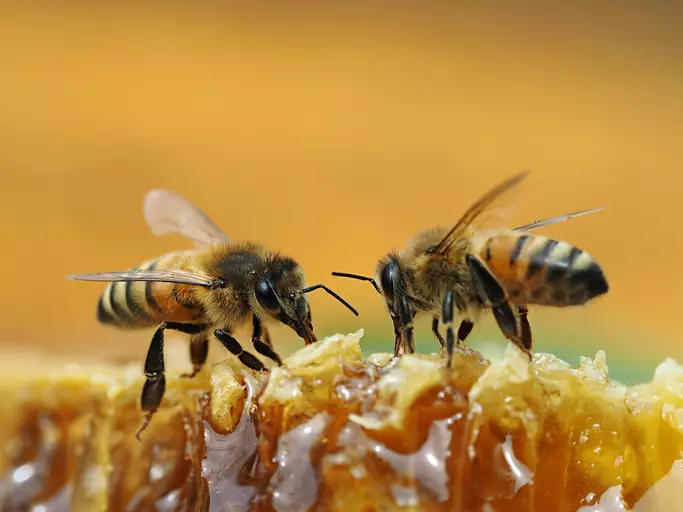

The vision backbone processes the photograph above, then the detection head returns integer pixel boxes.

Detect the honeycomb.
[0,330,682,511]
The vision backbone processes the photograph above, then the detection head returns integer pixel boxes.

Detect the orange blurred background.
[1,3,681,384]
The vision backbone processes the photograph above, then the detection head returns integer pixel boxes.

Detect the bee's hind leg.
[137,324,167,441]
[517,306,533,351]
[491,304,532,361]
[465,254,532,361]
[150,322,209,379]
[250,315,282,366]
[137,322,208,440]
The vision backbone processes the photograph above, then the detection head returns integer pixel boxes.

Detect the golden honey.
[0,330,682,511]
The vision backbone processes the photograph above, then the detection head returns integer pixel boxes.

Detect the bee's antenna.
[302,284,359,316]
[331,272,381,295]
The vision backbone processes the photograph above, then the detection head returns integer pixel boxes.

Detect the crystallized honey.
[0,330,682,511]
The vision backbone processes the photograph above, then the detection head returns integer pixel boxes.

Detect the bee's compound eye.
[380,261,399,300]
[255,279,280,310]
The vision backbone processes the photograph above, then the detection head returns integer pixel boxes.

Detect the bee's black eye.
[380,261,399,300]
[255,279,280,310]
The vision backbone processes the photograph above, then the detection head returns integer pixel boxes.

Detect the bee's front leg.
[391,314,403,356]
[214,328,267,372]
[397,295,416,354]
[262,325,272,347]
[251,315,282,366]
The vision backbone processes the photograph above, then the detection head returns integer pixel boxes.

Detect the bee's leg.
[214,328,267,372]
[466,255,507,305]
[405,328,415,353]
[181,333,209,379]
[137,324,167,441]
[251,315,282,366]
[262,325,273,348]
[164,322,208,335]
[492,304,532,361]
[441,291,477,368]
[517,306,533,351]
[304,310,313,347]
[457,320,474,345]
[398,295,415,354]
[136,322,208,440]
[466,255,531,360]
[157,322,208,379]
[391,315,404,356]
[431,316,445,348]
[442,290,455,367]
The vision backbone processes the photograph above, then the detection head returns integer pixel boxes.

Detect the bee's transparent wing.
[435,171,528,254]
[66,269,215,288]
[144,189,232,247]
[513,207,604,232]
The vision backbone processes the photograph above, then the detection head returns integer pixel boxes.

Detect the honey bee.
[68,189,358,438]
[332,171,608,366]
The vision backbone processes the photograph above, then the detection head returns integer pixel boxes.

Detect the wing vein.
[66,269,215,288]
[143,189,232,247]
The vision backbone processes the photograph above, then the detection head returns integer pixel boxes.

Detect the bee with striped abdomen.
[332,171,608,367]
[68,189,358,438]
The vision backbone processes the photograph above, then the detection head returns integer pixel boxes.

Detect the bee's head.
[254,256,359,344]
[375,255,414,327]
[254,257,315,343]
[331,256,414,351]
[376,258,400,308]
[330,255,411,327]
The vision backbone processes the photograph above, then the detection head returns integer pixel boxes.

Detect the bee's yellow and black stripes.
[96,251,207,327]
[97,258,161,328]
[479,233,608,307]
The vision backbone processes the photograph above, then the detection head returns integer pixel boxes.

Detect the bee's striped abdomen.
[96,251,207,328]
[479,233,609,307]
[96,258,162,328]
